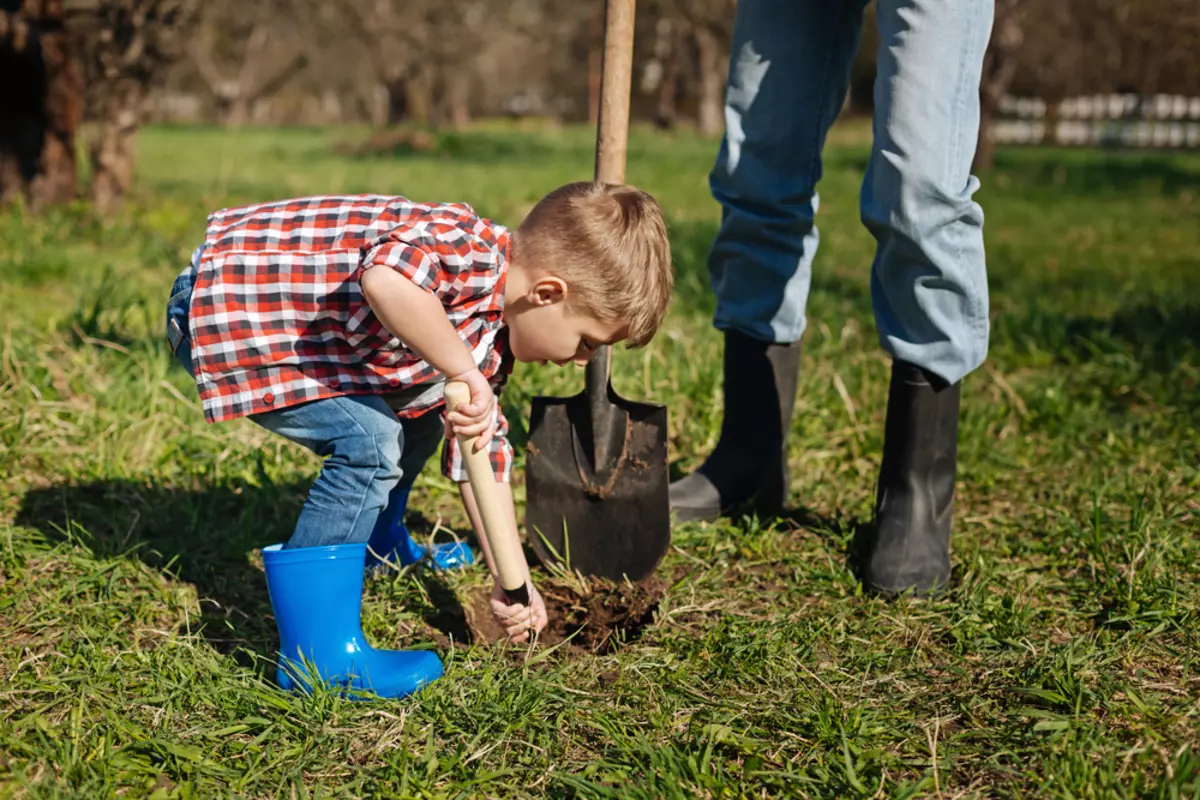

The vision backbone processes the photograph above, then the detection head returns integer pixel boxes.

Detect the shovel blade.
[525,389,669,582]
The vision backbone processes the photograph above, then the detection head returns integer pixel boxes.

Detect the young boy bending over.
[165,183,673,698]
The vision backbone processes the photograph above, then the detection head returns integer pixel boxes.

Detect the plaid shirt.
[188,194,514,483]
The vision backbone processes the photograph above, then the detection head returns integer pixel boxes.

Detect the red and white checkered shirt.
[188,194,514,483]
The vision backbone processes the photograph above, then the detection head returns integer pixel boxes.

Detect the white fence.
[992,94,1200,149]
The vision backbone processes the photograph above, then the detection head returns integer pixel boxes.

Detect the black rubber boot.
[669,330,801,522]
[862,360,961,597]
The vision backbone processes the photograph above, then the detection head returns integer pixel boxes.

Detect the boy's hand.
[491,581,548,644]
[445,368,496,452]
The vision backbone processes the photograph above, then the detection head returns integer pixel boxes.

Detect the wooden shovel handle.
[594,0,635,186]
[444,381,530,605]
[585,0,635,424]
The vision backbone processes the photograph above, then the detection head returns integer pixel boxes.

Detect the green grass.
[2,119,1199,798]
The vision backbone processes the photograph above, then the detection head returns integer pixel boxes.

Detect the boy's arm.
[361,266,496,448]
[360,266,476,379]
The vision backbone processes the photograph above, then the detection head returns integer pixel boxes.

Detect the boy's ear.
[531,276,568,306]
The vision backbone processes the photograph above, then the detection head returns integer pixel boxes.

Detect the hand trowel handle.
[444,381,530,606]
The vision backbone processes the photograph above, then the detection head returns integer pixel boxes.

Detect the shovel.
[524,0,670,583]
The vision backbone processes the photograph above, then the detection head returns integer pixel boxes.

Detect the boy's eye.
[580,339,595,352]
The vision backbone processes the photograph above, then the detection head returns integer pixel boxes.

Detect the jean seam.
[186,246,205,361]
[956,0,990,367]
[325,399,390,547]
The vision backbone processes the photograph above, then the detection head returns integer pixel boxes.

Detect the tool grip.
[444,381,531,604]
[594,0,635,186]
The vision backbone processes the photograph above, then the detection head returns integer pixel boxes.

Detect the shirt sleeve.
[359,215,497,308]
[441,395,513,483]
[359,233,446,297]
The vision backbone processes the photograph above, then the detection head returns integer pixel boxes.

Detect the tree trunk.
[973,1,1024,172]
[694,25,725,138]
[221,96,252,126]
[0,0,81,210]
[446,72,471,130]
[974,101,998,173]
[403,65,433,126]
[89,99,140,215]
[655,44,681,130]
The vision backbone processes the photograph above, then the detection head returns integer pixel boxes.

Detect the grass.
[2,118,1199,798]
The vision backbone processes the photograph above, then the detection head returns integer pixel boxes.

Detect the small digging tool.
[445,381,531,606]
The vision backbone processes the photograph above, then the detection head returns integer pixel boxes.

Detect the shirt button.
[388,378,400,388]
[263,392,275,405]
[329,379,340,389]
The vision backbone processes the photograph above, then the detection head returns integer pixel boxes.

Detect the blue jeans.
[709,0,993,384]
[166,254,443,549]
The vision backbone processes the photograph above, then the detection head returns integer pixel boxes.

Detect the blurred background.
[2,0,1198,214]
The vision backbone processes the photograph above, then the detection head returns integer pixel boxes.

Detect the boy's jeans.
[709,0,993,385]
[167,251,441,550]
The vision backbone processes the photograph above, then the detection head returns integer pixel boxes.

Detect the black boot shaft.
[866,361,961,596]
[716,331,801,463]
[669,331,801,522]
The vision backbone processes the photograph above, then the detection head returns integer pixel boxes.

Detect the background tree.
[5,0,1200,216]
[189,0,309,127]
[975,0,1028,171]
[0,0,82,210]
[67,0,200,213]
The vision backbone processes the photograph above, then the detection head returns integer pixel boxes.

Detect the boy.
[165,182,673,699]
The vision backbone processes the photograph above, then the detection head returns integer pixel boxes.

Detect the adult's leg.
[671,0,869,522]
[859,0,993,595]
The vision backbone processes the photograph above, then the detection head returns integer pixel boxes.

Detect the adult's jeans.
[708,0,993,384]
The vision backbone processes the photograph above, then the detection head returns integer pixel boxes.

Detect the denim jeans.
[166,252,442,549]
[709,0,993,385]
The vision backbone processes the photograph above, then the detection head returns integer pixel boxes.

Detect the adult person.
[670,0,995,597]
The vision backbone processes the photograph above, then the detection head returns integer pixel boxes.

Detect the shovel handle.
[594,0,635,185]
[444,381,530,606]
[584,0,635,459]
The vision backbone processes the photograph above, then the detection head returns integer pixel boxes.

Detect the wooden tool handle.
[585,0,635,436]
[594,0,635,185]
[444,381,530,605]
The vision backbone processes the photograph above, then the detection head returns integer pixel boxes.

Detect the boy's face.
[506,276,625,366]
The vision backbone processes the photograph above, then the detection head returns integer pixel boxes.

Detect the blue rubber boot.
[262,542,443,699]
[366,485,474,573]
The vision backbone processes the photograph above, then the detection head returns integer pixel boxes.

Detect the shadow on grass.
[1062,302,1200,373]
[991,148,1200,197]
[993,299,1200,391]
[814,147,1200,198]
[778,506,870,583]
[13,480,468,671]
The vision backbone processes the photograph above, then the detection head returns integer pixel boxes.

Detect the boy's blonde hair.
[515,182,673,348]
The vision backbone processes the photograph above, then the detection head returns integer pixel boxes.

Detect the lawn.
[1,120,1198,798]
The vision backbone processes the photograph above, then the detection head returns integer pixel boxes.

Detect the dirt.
[428,574,667,656]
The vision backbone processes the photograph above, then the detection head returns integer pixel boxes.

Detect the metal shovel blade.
[525,347,670,582]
